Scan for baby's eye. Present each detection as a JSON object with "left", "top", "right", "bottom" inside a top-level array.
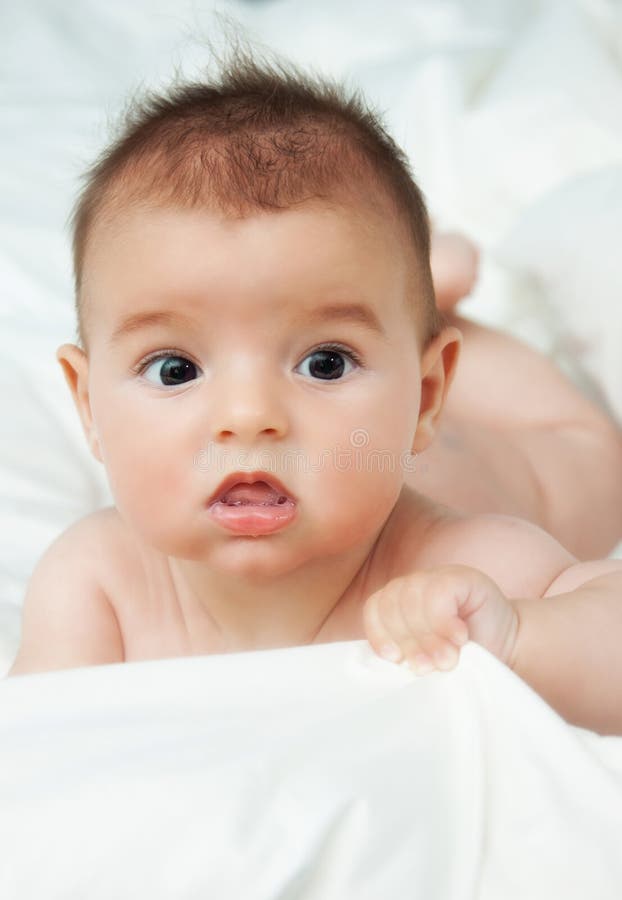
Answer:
[
  {"left": 296, "top": 346, "right": 360, "bottom": 381},
  {"left": 140, "top": 354, "right": 201, "bottom": 387}
]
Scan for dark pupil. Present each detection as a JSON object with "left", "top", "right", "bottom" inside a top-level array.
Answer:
[
  {"left": 309, "top": 350, "right": 345, "bottom": 380},
  {"left": 160, "top": 358, "right": 196, "bottom": 386}
]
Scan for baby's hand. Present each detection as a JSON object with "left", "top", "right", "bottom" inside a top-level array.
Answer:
[{"left": 363, "top": 565, "right": 518, "bottom": 674}]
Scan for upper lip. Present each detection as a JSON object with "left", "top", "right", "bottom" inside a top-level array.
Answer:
[{"left": 208, "top": 471, "right": 297, "bottom": 505}]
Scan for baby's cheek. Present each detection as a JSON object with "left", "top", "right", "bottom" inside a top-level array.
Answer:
[
  {"left": 100, "top": 427, "right": 191, "bottom": 521},
  {"left": 317, "top": 456, "right": 402, "bottom": 538}
]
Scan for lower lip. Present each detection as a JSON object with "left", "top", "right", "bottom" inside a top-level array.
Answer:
[{"left": 207, "top": 500, "right": 297, "bottom": 535}]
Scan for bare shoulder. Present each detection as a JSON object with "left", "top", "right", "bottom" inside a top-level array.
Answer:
[
  {"left": 52, "top": 506, "right": 145, "bottom": 592},
  {"left": 18, "top": 506, "right": 125, "bottom": 589},
  {"left": 7, "top": 507, "right": 127, "bottom": 676},
  {"left": 28, "top": 506, "right": 132, "bottom": 597},
  {"left": 24, "top": 505, "right": 124, "bottom": 551},
  {"left": 67, "top": 504, "right": 133, "bottom": 564},
  {"left": 381, "top": 490, "right": 576, "bottom": 598},
  {"left": 415, "top": 511, "right": 577, "bottom": 598}
]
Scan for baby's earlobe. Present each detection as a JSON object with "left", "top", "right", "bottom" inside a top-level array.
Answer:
[
  {"left": 411, "top": 414, "right": 437, "bottom": 453},
  {"left": 88, "top": 425, "right": 103, "bottom": 462}
]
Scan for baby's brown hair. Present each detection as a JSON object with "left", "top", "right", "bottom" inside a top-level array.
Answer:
[{"left": 71, "top": 43, "right": 441, "bottom": 348}]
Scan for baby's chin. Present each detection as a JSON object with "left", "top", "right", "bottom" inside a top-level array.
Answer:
[{"left": 175, "top": 533, "right": 318, "bottom": 581}]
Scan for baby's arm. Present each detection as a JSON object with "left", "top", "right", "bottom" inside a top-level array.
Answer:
[
  {"left": 512, "top": 559, "right": 622, "bottom": 735},
  {"left": 7, "top": 520, "right": 124, "bottom": 676},
  {"left": 364, "top": 516, "right": 622, "bottom": 734}
]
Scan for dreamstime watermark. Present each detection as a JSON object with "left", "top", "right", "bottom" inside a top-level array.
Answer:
[{"left": 193, "top": 428, "right": 420, "bottom": 475}]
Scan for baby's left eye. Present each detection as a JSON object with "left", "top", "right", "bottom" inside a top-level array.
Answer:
[
  {"left": 140, "top": 355, "right": 200, "bottom": 387},
  {"left": 296, "top": 347, "right": 360, "bottom": 381}
]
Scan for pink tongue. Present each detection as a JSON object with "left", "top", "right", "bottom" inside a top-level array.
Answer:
[{"left": 220, "top": 481, "right": 284, "bottom": 505}]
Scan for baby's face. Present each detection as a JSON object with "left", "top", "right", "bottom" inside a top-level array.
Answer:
[{"left": 77, "top": 201, "right": 430, "bottom": 575}]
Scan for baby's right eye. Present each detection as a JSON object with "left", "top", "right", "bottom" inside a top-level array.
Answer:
[{"left": 140, "top": 354, "right": 201, "bottom": 387}]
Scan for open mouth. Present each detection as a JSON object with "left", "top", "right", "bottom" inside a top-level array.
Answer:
[
  {"left": 216, "top": 481, "right": 293, "bottom": 507},
  {"left": 207, "top": 472, "right": 297, "bottom": 535}
]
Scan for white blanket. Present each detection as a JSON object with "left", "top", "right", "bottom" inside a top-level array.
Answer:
[{"left": 2, "top": 641, "right": 622, "bottom": 899}]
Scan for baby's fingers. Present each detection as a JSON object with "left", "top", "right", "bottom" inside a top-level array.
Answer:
[
  {"left": 401, "top": 599, "right": 468, "bottom": 672},
  {"left": 364, "top": 576, "right": 469, "bottom": 673},
  {"left": 363, "top": 586, "right": 408, "bottom": 664}
]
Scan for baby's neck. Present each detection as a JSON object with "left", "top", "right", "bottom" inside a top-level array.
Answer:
[{"left": 166, "top": 538, "right": 378, "bottom": 653}]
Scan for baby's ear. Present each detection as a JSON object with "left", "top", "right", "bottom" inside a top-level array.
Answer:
[
  {"left": 56, "top": 343, "right": 103, "bottom": 462},
  {"left": 411, "top": 326, "right": 461, "bottom": 453}
]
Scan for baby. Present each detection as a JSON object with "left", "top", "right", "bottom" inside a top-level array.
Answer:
[{"left": 8, "top": 50, "right": 622, "bottom": 735}]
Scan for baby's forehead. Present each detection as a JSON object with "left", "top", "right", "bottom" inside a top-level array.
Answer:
[
  {"left": 87, "top": 195, "right": 414, "bottom": 285},
  {"left": 89, "top": 184, "right": 418, "bottom": 268},
  {"left": 81, "top": 197, "right": 424, "bottom": 346},
  {"left": 86, "top": 190, "right": 401, "bottom": 291}
]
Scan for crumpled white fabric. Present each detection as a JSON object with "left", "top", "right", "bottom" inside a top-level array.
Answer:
[{"left": 1, "top": 640, "right": 621, "bottom": 900}]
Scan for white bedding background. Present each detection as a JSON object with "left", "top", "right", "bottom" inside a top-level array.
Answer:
[
  {"left": 2, "top": 641, "right": 622, "bottom": 899},
  {"left": 2, "top": 3, "right": 622, "bottom": 896}
]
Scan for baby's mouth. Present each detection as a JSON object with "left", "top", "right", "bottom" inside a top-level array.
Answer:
[
  {"left": 207, "top": 473, "right": 298, "bottom": 535},
  {"left": 207, "top": 471, "right": 297, "bottom": 508},
  {"left": 217, "top": 481, "right": 292, "bottom": 507}
]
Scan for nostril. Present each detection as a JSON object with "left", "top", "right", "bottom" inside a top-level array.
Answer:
[
  {"left": 217, "top": 427, "right": 279, "bottom": 439},
  {"left": 211, "top": 411, "right": 288, "bottom": 441}
]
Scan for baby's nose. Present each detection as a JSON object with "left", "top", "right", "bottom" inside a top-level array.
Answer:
[{"left": 209, "top": 373, "right": 289, "bottom": 443}]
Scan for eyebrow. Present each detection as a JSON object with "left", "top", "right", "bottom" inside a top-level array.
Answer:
[
  {"left": 108, "top": 302, "right": 387, "bottom": 345},
  {"left": 108, "top": 310, "right": 195, "bottom": 345},
  {"left": 300, "top": 302, "right": 387, "bottom": 337}
]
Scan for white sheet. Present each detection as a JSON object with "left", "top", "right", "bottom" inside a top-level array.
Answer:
[{"left": 2, "top": 641, "right": 622, "bottom": 899}]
